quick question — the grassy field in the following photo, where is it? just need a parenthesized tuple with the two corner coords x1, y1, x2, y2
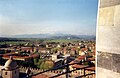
(0, 41, 27, 45)
(45, 39, 80, 43)
(0, 37, 81, 45)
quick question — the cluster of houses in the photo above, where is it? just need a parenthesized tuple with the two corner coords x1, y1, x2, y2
(0, 40, 95, 78)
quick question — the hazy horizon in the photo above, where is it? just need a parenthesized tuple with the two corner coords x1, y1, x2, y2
(0, 0, 98, 37)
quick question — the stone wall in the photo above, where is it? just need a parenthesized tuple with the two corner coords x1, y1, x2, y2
(19, 67, 64, 77)
(97, 0, 120, 78)
(0, 65, 95, 78)
(19, 67, 62, 74)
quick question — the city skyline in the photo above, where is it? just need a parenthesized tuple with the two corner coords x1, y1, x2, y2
(0, 0, 98, 37)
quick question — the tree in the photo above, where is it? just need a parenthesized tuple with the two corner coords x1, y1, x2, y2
(37, 59, 44, 68)
(40, 60, 54, 70)
(33, 58, 39, 65)
(40, 61, 45, 69)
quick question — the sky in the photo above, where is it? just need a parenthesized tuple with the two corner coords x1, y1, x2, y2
(0, 0, 98, 36)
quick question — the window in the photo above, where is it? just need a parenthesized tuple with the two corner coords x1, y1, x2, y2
(15, 71, 16, 74)
(5, 72, 7, 75)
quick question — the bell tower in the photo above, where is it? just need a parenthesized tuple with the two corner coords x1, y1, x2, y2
(1, 56, 19, 78)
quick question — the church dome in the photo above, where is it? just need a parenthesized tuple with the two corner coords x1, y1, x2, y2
(4, 56, 18, 70)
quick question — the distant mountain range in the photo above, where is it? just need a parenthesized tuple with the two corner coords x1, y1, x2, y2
(8, 33, 96, 40)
